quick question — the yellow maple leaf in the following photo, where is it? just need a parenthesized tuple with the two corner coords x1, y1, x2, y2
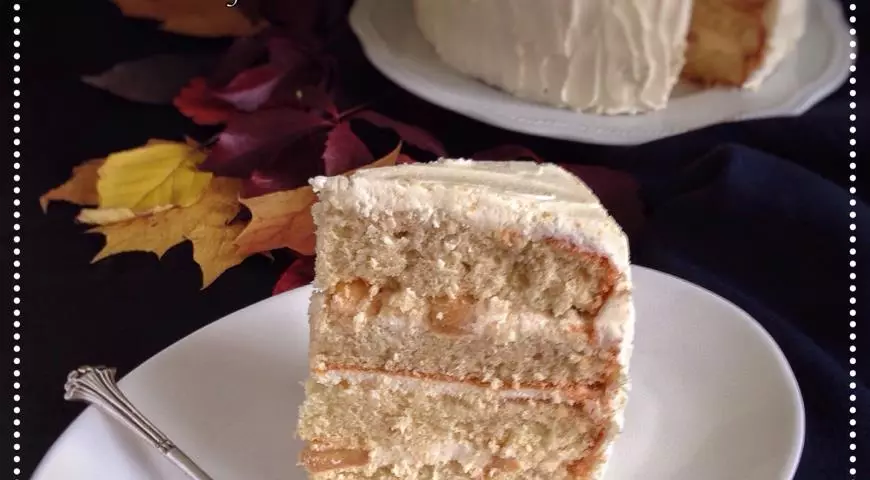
(111, 0, 267, 37)
(234, 143, 403, 256)
(39, 158, 104, 211)
(89, 177, 250, 288)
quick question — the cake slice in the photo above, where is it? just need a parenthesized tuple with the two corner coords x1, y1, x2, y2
(297, 159, 635, 479)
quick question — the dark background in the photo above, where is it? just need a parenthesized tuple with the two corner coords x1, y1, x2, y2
(4, 0, 869, 479)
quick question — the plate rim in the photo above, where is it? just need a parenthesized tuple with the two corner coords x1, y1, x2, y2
(349, 0, 852, 146)
(32, 265, 806, 479)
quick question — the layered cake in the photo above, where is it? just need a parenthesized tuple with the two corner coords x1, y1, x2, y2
(413, 0, 807, 114)
(297, 160, 634, 479)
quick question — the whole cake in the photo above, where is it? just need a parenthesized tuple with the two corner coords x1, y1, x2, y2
(297, 160, 634, 479)
(414, 0, 807, 115)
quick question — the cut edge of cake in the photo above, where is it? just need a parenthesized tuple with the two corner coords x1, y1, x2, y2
(297, 159, 635, 479)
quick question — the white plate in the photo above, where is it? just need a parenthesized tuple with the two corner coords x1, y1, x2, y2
(349, 0, 852, 146)
(32, 266, 804, 480)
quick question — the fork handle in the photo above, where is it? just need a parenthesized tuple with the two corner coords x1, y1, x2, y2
(64, 366, 215, 480)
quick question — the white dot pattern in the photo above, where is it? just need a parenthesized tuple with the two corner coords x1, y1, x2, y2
(848, 5, 857, 478)
(12, 3, 20, 477)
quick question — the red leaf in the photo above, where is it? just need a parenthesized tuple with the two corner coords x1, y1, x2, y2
(273, 256, 316, 296)
(83, 53, 216, 105)
(266, 81, 338, 118)
(212, 64, 286, 112)
(559, 164, 645, 234)
(173, 78, 236, 125)
(472, 145, 543, 163)
(242, 131, 329, 198)
(350, 110, 446, 157)
(322, 121, 374, 175)
(203, 108, 330, 177)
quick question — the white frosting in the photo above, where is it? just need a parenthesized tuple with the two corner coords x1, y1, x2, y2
(742, 0, 807, 90)
(313, 159, 630, 274)
(414, 0, 693, 114)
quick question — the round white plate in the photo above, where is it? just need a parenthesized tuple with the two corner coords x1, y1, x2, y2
(349, 0, 852, 146)
(32, 266, 804, 480)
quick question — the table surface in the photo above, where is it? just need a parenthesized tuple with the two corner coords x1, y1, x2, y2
(7, 1, 869, 479)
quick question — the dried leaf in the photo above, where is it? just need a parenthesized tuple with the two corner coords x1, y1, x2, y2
(242, 130, 329, 198)
(237, 184, 318, 255)
(96, 141, 213, 213)
(234, 143, 402, 255)
(351, 110, 446, 156)
(82, 53, 216, 105)
(77, 205, 174, 225)
(211, 64, 286, 111)
(40, 158, 104, 211)
(322, 121, 373, 175)
(89, 177, 250, 288)
(273, 256, 315, 295)
(202, 108, 330, 177)
(111, 0, 267, 37)
(174, 78, 236, 125)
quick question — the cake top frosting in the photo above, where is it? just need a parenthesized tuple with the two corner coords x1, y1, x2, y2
(353, 158, 600, 204)
(312, 159, 630, 275)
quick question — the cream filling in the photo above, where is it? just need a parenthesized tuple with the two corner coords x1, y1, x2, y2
(368, 442, 494, 477)
(314, 369, 568, 403)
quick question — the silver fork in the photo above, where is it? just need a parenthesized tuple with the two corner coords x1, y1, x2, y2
(64, 366, 215, 480)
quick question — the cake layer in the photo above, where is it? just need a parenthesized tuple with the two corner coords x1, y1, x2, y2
(310, 161, 631, 323)
(414, 0, 694, 114)
(309, 284, 631, 390)
(297, 376, 624, 479)
(681, 0, 805, 88)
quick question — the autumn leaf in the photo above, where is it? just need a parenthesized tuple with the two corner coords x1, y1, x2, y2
(174, 78, 236, 125)
(273, 256, 315, 295)
(40, 158, 104, 211)
(111, 0, 267, 37)
(349, 110, 446, 157)
(234, 143, 402, 255)
(88, 141, 213, 216)
(82, 53, 217, 105)
(202, 108, 331, 178)
(89, 177, 250, 288)
(201, 103, 442, 195)
(174, 34, 335, 126)
(322, 121, 373, 175)
(237, 184, 317, 255)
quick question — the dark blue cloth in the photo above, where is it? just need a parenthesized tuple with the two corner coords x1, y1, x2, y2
(634, 144, 868, 479)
